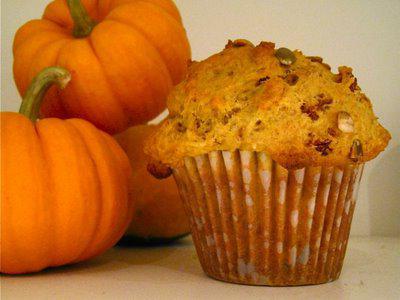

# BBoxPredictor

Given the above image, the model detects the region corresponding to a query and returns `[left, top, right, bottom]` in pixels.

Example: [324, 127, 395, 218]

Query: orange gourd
[1, 67, 133, 274]
[13, 0, 191, 134]
[115, 125, 190, 244]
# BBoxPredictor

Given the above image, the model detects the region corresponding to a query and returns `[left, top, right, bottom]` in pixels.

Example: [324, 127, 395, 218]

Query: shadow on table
[111, 236, 204, 277]
[4, 236, 203, 279]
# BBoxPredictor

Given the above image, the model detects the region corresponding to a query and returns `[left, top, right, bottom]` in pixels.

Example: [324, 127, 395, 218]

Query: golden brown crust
[145, 40, 391, 168]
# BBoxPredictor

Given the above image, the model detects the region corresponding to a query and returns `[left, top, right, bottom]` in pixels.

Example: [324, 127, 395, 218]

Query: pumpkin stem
[19, 67, 71, 122]
[67, 0, 96, 38]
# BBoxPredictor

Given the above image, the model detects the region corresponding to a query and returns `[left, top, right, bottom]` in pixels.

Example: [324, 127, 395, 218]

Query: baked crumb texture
[146, 40, 390, 169]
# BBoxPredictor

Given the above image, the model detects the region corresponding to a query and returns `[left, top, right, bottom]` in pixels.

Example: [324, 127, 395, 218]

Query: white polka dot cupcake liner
[173, 150, 364, 286]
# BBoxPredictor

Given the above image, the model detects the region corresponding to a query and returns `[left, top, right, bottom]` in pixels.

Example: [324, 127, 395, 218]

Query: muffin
[145, 40, 390, 285]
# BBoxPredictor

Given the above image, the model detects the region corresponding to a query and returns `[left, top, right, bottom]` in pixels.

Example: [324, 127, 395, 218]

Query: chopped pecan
[237, 127, 244, 140]
[301, 94, 332, 120]
[214, 138, 222, 145]
[225, 39, 252, 48]
[147, 161, 172, 179]
[307, 56, 323, 63]
[253, 119, 265, 131]
[203, 119, 212, 133]
[306, 56, 331, 69]
[255, 76, 270, 86]
[176, 122, 186, 133]
[316, 96, 333, 111]
[313, 139, 333, 156]
[232, 107, 241, 113]
[349, 78, 359, 92]
[333, 73, 342, 83]
[221, 107, 241, 124]
[284, 73, 299, 86]
[225, 40, 234, 49]
[305, 132, 315, 147]
[222, 115, 229, 125]
[194, 118, 201, 129]
[334, 66, 355, 83]
[301, 103, 319, 121]
[328, 127, 338, 137]
[257, 41, 275, 49]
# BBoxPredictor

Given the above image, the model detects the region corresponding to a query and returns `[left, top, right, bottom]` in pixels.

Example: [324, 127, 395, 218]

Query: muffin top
[145, 40, 390, 169]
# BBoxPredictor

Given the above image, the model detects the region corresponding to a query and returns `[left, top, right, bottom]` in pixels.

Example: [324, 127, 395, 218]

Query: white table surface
[1, 236, 399, 300]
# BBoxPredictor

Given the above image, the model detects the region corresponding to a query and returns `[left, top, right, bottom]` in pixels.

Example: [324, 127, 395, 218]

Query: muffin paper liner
[173, 150, 363, 286]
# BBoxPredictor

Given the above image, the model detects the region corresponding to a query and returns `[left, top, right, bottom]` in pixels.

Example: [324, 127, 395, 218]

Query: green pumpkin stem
[67, 0, 96, 38]
[19, 67, 71, 122]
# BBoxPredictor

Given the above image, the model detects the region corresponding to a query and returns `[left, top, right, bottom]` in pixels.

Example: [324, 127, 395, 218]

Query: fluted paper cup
[173, 150, 363, 286]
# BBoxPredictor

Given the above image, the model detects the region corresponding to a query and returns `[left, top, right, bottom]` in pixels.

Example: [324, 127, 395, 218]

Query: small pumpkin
[115, 125, 190, 245]
[13, 0, 191, 134]
[1, 67, 133, 274]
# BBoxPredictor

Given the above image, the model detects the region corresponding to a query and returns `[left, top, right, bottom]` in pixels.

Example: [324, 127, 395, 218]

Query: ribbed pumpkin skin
[1, 112, 133, 274]
[13, 0, 191, 134]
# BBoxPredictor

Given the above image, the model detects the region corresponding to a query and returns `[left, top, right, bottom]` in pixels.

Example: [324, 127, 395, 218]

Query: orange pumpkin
[115, 125, 190, 244]
[13, 0, 191, 134]
[1, 67, 133, 274]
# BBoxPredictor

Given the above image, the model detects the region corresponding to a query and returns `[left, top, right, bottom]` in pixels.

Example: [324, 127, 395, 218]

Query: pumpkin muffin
[145, 39, 390, 286]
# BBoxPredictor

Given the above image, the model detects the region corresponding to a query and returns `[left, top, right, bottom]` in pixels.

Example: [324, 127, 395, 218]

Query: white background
[1, 0, 399, 236]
